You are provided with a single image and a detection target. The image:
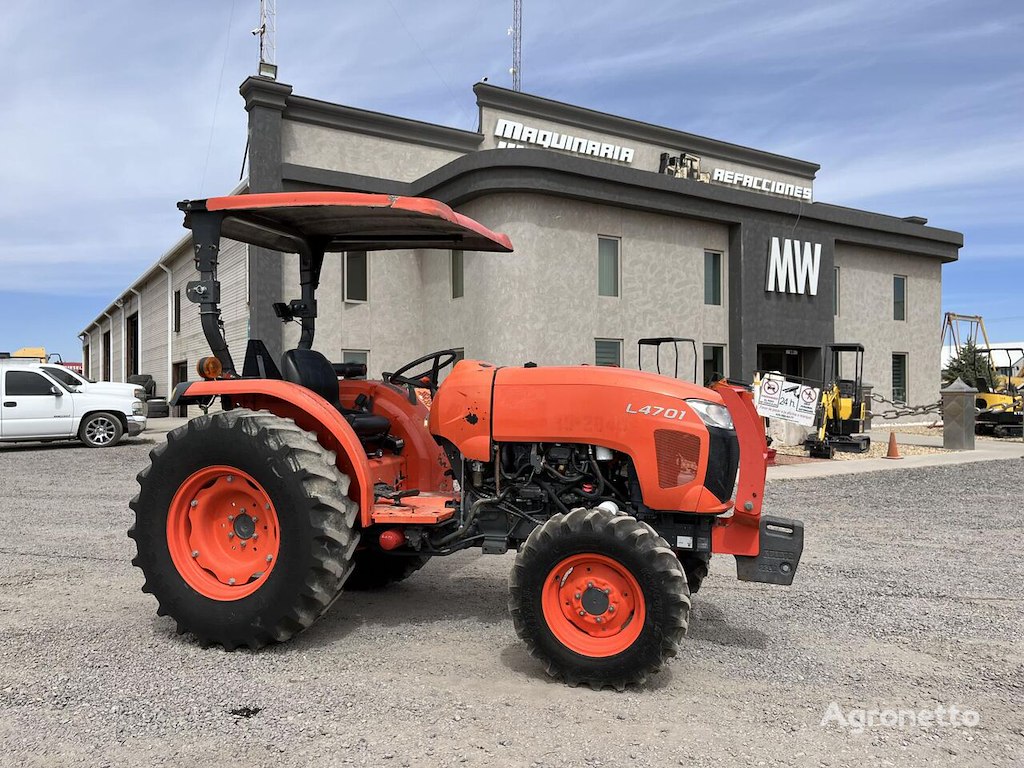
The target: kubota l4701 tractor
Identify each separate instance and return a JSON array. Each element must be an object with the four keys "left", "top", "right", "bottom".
[{"left": 129, "top": 192, "right": 803, "bottom": 690}]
